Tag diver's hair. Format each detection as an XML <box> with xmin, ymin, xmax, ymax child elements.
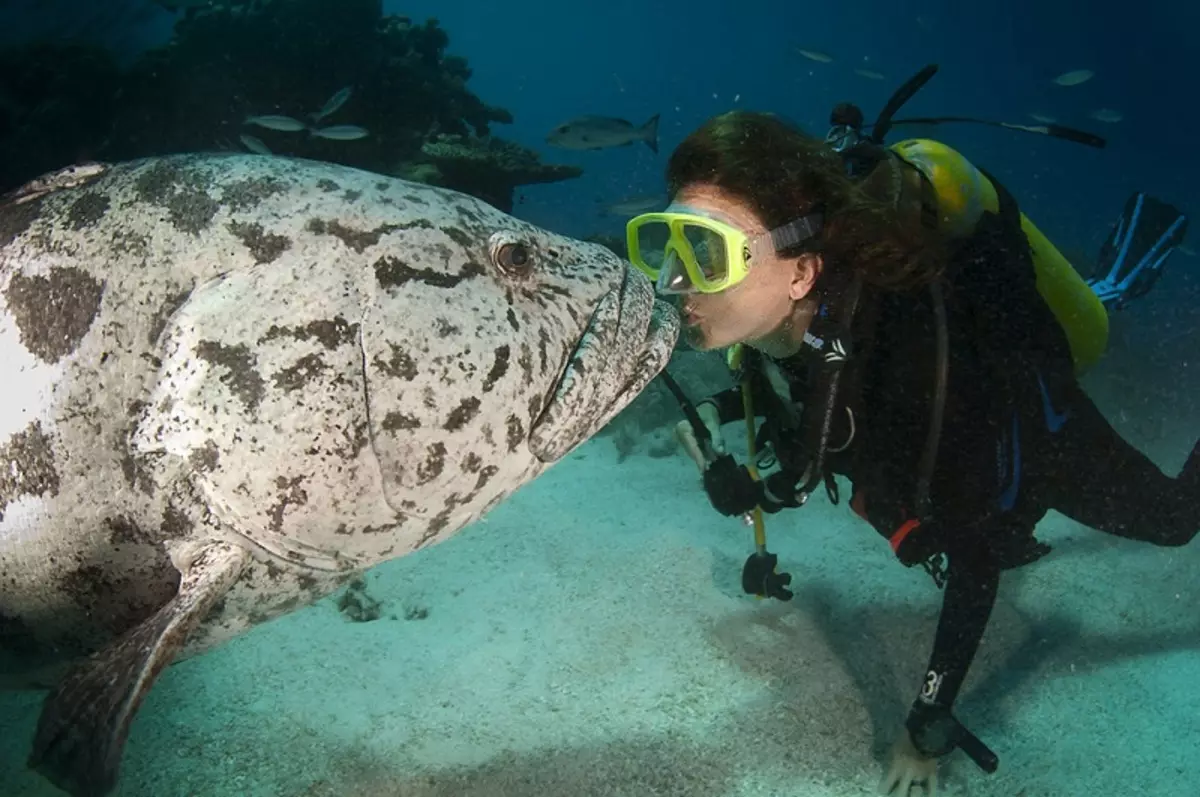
<box><xmin>665</xmin><ymin>110</ymin><xmax>946</xmax><ymax>290</ymax></box>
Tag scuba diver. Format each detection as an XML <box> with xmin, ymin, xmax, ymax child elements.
<box><xmin>628</xmin><ymin>66</ymin><xmax>1196</xmax><ymax>796</ymax></box>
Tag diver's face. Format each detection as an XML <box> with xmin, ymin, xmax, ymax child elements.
<box><xmin>672</xmin><ymin>183</ymin><xmax>821</xmax><ymax>351</ymax></box>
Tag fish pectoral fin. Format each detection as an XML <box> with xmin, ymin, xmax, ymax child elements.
<box><xmin>28</xmin><ymin>540</ymin><xmax>249</xmax><ymax>797</ymax></box>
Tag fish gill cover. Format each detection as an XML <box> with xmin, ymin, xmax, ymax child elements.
<box><xmin>0</xmin><ymin>0</ymin><xmax>583</xmax><ymax>212</ymax></box>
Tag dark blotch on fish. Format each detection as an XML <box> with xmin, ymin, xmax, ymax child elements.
<box><xmin>433</xmin><ymin>317</ymin><xmax>460</xmax><ymax>336</ymax></box>
<box><xmin>317</xmin><ymin>179</ymin><xmax>340</xmax><ymax>193</ymax></box>
<box><xmin>517</xmin><ymin>344</ymin><xmax>533</xmax><ymax>383</ymax></box>
<box><xmin>228</xmin><ymin>220</ymin><xmax>291</xmax><ymax>264</ymax></box>
<box><xmin>373</xmin><ymin>343</ymin><xmax>418</xmax><ymax>380</ymax></box>
<box><xmin>133</xmin><ymin>161</ymin><xmax>219</xmax><ymax>234</ymax></box>
<box><xmin>443</xmin><ymin>397</ymin><xmax>481</xmax><ymax>431</ymax></box>
<box><xmin>4</xmin><ymin>266</ymin><xmax>104</xmax><ymax>364</ymax></box>
<box><xmin>188</xmin><ymin>440</ymin><xmax>221</xmax><ymax>473</ymax></box>
<box><xmin>474</xmin><ymin>465</ymin><xmax>498</xmax><ymax>491</ymax></box>
<box><xmin>104</xmin><ymin>516</ymin><xmax>153</xmax><ymax>546</ymax></box>
<box><xmin>273</xmin><ymin>353</ymin><xmax>328</xmax><ymax>392</ymax></box>
<box><xmin>416</xmin><ymin>510</ymin><xmax>452</xmax><ymax>548</ymax></box>
<box><xmin>381</xmin><ymin>411</ymin><xmax>420</xmax><ymax>431</ymax></box>
<box><xmin>505</xmin><ymin>414</ymin><xmax>524</xmax><ymax>452</ymax></box>
<box><xmin>527</xmin><ymin>394</ymin><xmax>544</xmax><ymax>426</ymax></box>
<box><xmin>267</xmin><ymin>475</ymin><xmax>308</xmax><ymax>533</ymax></box>
<box><xmin>260</xmin><ymin>317</ymin><xmax>359</xmax><ymax>350</ymax></box>
<box><xmin>119</xmin><ymin>445</ymin><xmax>156</xmax><ymax>495</ymax></box>
<box><xmin>416</xmin><ymin>442</ymin><xmax>446</xmax><ymax>484</ymax></box>
<box><xmin>194</xmin><ymin>340</ymin><xmax>266</xmax><ymax>414</ymax></box>
<box><xmin>0</xmin><ymin>421</ymin><xmax>60</xmax><ymax>522</ymax></box>
<box><xmin>66</xmin><ymin>193</ymin><xmax>110</xmax><ymax>230</ymax></box>
<box><xmin>482</xmin><ymin>345</ymin><xmax>510</xmax><ymax>392</ymax></box>
<box><xmin>373</xmin><ymin>255</ymin><xmax>484</xmax><ymax>289</ymax></box>
<box><xmin>222</xmin><ymin>176</ymin><xmax>288</xmax><ymax>211</ymax></box>
<box><xmin>441</xmin><ymin>226</ymin><xmax>476</xmax><ymax>251</ymax></box>
<box><xmin>306</xmin><ymin>218</ymin><xmax>401</xmax><ymax>253</ymax></box>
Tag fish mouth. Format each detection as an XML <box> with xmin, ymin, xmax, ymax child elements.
<box><xmin>528</xmin><ymin>266</ymin><xmax>680</xmax><ymax>462</ymax></box>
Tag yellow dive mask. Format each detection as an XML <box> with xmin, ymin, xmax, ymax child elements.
<box><xmin>626</xmin><ymin>203</ymin><xmax>823</xmax><ymax>294</ymax></box>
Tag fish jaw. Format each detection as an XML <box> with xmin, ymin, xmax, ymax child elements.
<box><xmin>528</xmin><ymin>266</ymin><xmax>679</xmax><ymax>462</ymax></box>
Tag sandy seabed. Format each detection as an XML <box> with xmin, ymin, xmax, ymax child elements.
<box><xmin>2</xmin><ymin>361</ymin><xmax>1198</xmax><ymax>797</ymax></box>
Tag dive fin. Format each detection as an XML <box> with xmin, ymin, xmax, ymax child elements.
<box><xmin>28</xmin><ymin>540</ymin><xmax>249</xmax><ymax>797</ymax></box>
<box><xmin>1087</xmin><ymin>192</ymin><xmax>1189</xmax><ymax>310</ymax></box>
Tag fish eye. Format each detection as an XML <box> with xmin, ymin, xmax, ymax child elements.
<box><xmin>499</xmin><ymin>244</ymin><xmax>529</xmax><ymax>269</ymax></box>
<box><xmin>488</xmin><ymin>232</ymin><xmax>536</xmax><ymax>277</ymax></box>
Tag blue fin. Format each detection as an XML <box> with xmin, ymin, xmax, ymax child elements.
<box><xmin>1086</xmin><ymin>192</ymin><xmax>1188</xmax><ymax>310</ymax></box>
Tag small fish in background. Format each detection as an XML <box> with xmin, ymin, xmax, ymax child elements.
<box><xmin>310</xmin><ymin>124</ymin><xmax>370</xmax><ymax>141</ymax></box>
<box><xmin>546</xmin><ymin>114</ymin><xmax>660</xmax><ymax>153</ymax></box>
<box><xmin>1178</xmin><ymin>244</ymin><xmax>1196</xmax><ymax>257</ymax></box>
<box><xmin>602</xmin><ymin>194</ymin><xmax>665</xmax><ymax>216</ymax></box>
<box><xmin>244</xmin><ymin>114</ymin><xmax>308</xmax><ymax>132</ymax></box>
<box><xmin>854</xmin><ymin>69</ymin><xmax>886</xmax><ymax>80</ymax></box>
<box><xmin>1053</xmin><ymin>69</ymin><xmax>1094</xmax><ymax>86</ymax></box>
<box><xmin>239</xmin><ymin>133</ymin><xmax>272</xmax><ymax>155</ymax></box>
<box><xmin>1089</xmin><ymin>108</ymin><xmax>1124</xmax><ymax>123</ymax></box>
<box><xmin>1029</xmin><ymin>113</ymin><xmax>1058</xmax><ymax>124</ymax></box>
<box><xmin>310</xmin><ymin>85</ymin><xmax>353</xmax><ymax>123</ymax></box>
<box><xmin>795</xmin><ymin>48</ymin><xmax>834</xmax><ymax>63</ymax></box>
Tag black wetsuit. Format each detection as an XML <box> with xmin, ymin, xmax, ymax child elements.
<box><xmin>699</xmin><ymin>178</ymin><xmax>1200</xmax><ymax>747</ymax></box>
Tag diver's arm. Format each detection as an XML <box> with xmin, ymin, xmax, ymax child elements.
<box><xmin>905</xmin><ymin>540</ymin><xmax>1001</xmax><ymax>756</ymax></box>
<box><xmin>696</xmin><ymin>366</ymin><xmax>776</xmax><ymax>426</ymax></box>
<box><xmin>696</xmin><ymin>387</ymin><xmax>747</xmax><ymax>425</ymax></box>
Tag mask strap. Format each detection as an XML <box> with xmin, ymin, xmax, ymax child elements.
<box><xmin>769</xmin><ymin>212</ymin><xmax>824</xmax><ymax>253</ymax></box>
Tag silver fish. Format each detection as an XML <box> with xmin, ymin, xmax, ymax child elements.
<box><xmin>310</xmin><ymin>124</ymin><xmax>369</xmax><ymax>141</ymax></box>
<box><xmin>795</xmin><ymin>48</ymin><xmax>834</xmax><ymax>63</ymax></box>
<box><xmin>546</xmin><ymin>114</ymin><xmax>660</xmax><ymax>154</ymax></box>
<box><xmin>0</xmin><ymin>152</ymin><xmax>678</xmax><ymax>795</ymax></box>
<box><xmin>238</xmin><ymin>133</ymin><xmax>272</xmax><ymax>155</ymax></box>
<box><xmin>243</xmin><ymin>114</ymin><xmax>308</xmax><ymax>132</ymax></box>
<box><xmin>602</xmin><ymin>194</ymin><xmax>666</xmax><ymax>216</ymax></box>
<box><xmin>311</xmin><ymin>86</ymin><xmax>353</xmax><ymax>122</ymax></box>
<box><xmin>1053</xmin><ymin>69</ymin><xmax>1094</xmax><ymax>87</ymax></box>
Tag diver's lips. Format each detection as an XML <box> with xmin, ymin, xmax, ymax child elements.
<box><xmin>528</xmin><ymin>266</ymin><xmax>680</xmax><ymax>462</ymax></box>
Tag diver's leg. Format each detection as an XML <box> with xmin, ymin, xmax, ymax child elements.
<box><xmin>1036</xmin><ymin>377</ymin><xmax>1198</xmax><ymax>546</ymax></box>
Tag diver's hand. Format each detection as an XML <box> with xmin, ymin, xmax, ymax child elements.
<box><xmin>879</xmin><ymin>729</ymin><xmax>938</xmax><ymax>796</ymax></box>
<box><xmin>675</xmin><ymin>401</ymin><xmax>725</xmax><ymax>472</ymax></box>
<box><xmin>702</xmin><ymin>455</ymin><xmax>762</xmax><ymax>517</ymax></box>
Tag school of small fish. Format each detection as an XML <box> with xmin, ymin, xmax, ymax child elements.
<box><xmin>574</xmin><ymin>47</ymin><xmax>1126</xmax><ymax>224</ymax></box>
<box><xmin>240</xmin><ymin>86</ymin><xmax>369</xmax><ymax>154</ymax></box>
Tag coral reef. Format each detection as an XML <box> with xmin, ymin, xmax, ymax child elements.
<box><xmin>399</xmin><ymin>135</ymin><xmax>582</xmax><ymax>213</ymax></box>
<box><xmin>0</xmin><ymin>0</ymin><xmax>580</xmax><ymax>211</ymax></box>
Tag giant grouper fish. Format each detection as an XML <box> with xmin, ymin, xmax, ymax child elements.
<box><xmin>0</xmin><ymin>154</ymin><xmax>679</xmax><ymax>796</ymax></box>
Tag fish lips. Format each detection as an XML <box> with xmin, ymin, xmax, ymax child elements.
<box><xmin>528</xmin><ymin>266</ymin><xmax>680</xmax><ymax>462</ymax></box>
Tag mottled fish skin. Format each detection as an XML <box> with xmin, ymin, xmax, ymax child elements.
<box><xmin>0</xmin><ymin>152</ymin><xmax>678</xmax><ymax>681</ymax></box>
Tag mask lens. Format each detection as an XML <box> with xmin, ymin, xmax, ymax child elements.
<box><xmin>681</xmin><ymin>223</ymin><xmax>731</xmax><ymax>283</ymax></box>
<box><xmin>632</xmin><ymin>220</ymin><xmax>671</xmax><ymax>276</ymax></box>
